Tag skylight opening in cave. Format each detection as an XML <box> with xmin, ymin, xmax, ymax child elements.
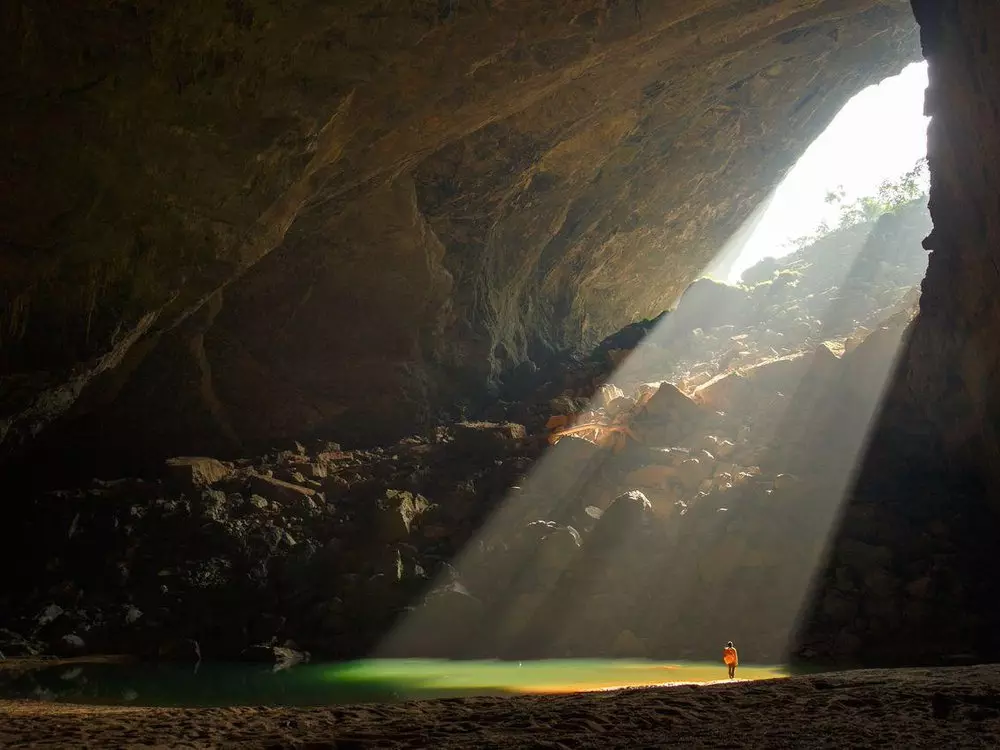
<box><xmin>721</xmin><ymin>61</ymin><xmax>930</xmax><ymax>284</ymax></box>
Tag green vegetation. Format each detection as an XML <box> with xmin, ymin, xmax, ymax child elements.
<box><xmin>789</xmin><ymin>157</ymin><xmax>929</xmax><ymax>251</ymax></box>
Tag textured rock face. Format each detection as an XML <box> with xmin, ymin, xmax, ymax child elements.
<box><xmin>795</xmin><ymin>0</ymin><xmax>1000</xmax><ymax>666</ymax></box>
<box><xmin>0</xmin><ymin>1</ymin><xmax>920</xmax><ymax>473</ymax></box>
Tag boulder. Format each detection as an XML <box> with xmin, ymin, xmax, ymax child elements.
<box><xmin>248</xmin><ymin>473</ymin><xmax>317</xmax><ymax>504</ymax></box>
<box><xmin>623</xmin><ymin>464</ymin><xmax>678</xmax><ymax>489</ymax></box>
<box><xmin>374</xmin><ymin>489</ymin><xmax>432</xmax><ymax>542</ymax></box>
<box><xmin>594</xmin><ymin>384</ymin><xmax>626</xmax><ymax>409</ymax></box>
<box><xmin>386</xmin><ymin>584</ymin><xmax>484</xmax><ymax>659</ymax></box>
<box><xmin>240</xmin><ymin>644</ymin><xmax>311</xmax><ymax>671</ymax></box>
<box><xmin>164</xmin><ymin>457</ymin><xmax>233</xmax><ymax>490</ymax></box>
<box><xmin>692</xmin><ymin>372</ymin><xmax>754</xmax><ymax>412</ymax></box>
<box><xmin>528</xmin><ymin>522</ymin><xmax>583</xmax><ymax>573</ymax></box>
<box><xmin>676</xmin><ymin>458</ymin><xmax>713</xmax><ymax>490</ymax></box>
<box><xmin>605</xmin><ymin>395</ymin><xmax>636</xmax><ymax>420</ymax></box>
<box><xmin>641</xmin><ymin>382</ymin><xmax>705</xmax><ymax>423</ymax></box>
<box><xmin>591</xmin><ymin>490</ymin><xmax>655</xmax><ymax>545</ymax></box>
<box><xmin>450</xmin><ymin>421</ymin><xmax>526</xmax><ymax>458</ymax></box>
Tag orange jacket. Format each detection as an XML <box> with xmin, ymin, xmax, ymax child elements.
<box><xmin>723</xmin><ymin>647</ymin><xmax>738</xmax><ymax>666</ymax></box>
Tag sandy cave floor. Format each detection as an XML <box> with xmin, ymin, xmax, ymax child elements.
<box><xmin>3</xmin><ymin>664</ymin><xmax>1000</xmax><ymax>748</ymax></box>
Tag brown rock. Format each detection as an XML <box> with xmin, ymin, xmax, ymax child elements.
<box><xmin>676</xmin><ymin>458</ymin><xmax>713</xmax><ymax>490</ymax></box>
<box><xmin>308</xmin><ymin>463</ymin><xmax>329</xmax><ymax>479</ymax></box>
<box><xmin>374</xmin><ymin>489</ymin><xmax>432</xmax><ymax>542</ymax></box>
<box><xmin>715</xmin><ymin>439</ymin><xmax>736</xmax><ymax>459</ymax></box>
<box><xmin>594</xmin><ymin>384</ymin><xmax>626</xmax><ymax>409</ymax></box>
<box><xmin>623</xmin><ymin>464</ymin><xmax>677</xmax><ymax>489</ymax></box>
<box><xmin>451</xmin><ymin>422</ymin><xmax>527</xmax><ymax>457</ymax></box>
<box><xmin>642</xmin><ymin>382</ymin><xmax>705</xmax><ymax>422</ymax></box>
<box><xmin>249</xmin><ymin>473</ymin><xmax>317</xmax><ymax>504</ymax></box>
<box><xmin>164</xmin><ymin>457</ymin><xmax>233</xmax><ymax>489</ymax></box>
<box><xmin>692</xmin><ymin>372</ymin><xmax>754</xmax><ymax>412</ymax></box>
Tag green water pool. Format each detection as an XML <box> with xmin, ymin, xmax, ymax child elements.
<box><xmin>0</xmin><ymin>659</ymin><xmax>789</xmax><ymax>707</ymax></box>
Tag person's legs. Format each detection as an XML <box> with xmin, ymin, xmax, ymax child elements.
<box><xmin>728</xmin><ymin>665</ymin><xmax>735</xmax><ymax>679</ymax></box>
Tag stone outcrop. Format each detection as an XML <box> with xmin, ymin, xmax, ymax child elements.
<box><xmin>794</xmin><ymin>0</ymin><xmax>1000</xmax><ymax>668</ymax></box>
<box><xmin>1</xmin><ymin>1</ymin><xmax>920</xmax><ymax>476</ymax></box>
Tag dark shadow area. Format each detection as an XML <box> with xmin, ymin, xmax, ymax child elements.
<box><xmin>791</xmin><ymin>0</ymin><xmax>1000</xmax><ymax>669</ymax></box>
<box><xmin>0</xmin><ymin>660</ymin><xmax>519</xmax><ymax>707</ymax></box>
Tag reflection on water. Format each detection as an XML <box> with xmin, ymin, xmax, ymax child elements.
<box><xmin>0</xmin><ymin>659</ymin><xmax>788</xmax><ymax>707</ymax></box>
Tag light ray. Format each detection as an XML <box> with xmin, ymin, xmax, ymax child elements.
<box><xmin>375</xmin><ymin>63</ymin><xmax>931</xmax><ymax>675</ymax></box>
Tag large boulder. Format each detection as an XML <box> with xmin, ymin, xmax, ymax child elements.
<box><xmin>372</xmin><ymin>489</ymin><xmax>432</xmax><ymax>543</ymax></box>
<box><xmin>164</xmin><ymin>457</ymin><xmax>233</xmax><ymax>490</ymax></box>
<box><xmin>449</xmin><ymin>422</ymin><xmax>526</xmax><ymax>460</ymax></box>
<box><xmin>248</xmin><ymin>473</ymin><xmax>317</xmax><ymax>504</ymax></box>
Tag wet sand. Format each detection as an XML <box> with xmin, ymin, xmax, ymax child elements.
<box><xmin>3</xmin><ymin>664</ymin><xmax>1000</xmax><ymax>748</ymax></box>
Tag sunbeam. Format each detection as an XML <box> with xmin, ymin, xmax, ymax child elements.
<box><xmin>375</xmin><ymin>64</ymin><xmax>931</xmax><ymax>680</ymax></box>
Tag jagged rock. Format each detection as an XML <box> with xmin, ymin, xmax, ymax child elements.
<box><xmin>605</xmin><ymin>396</ymin><xmax>636</xmax><ymax>420</ymax></box>
<box><xmin>248</xmin><ymin>473</ymin><xmax>317</xmax><ymax>504</ymax></box>
<box><xmin>623</xmin><ymin>464</ymin><xmax>677</xmax><ymax>489</ymax></box>
<box><xmin>373</xmin><ymin>489</ymin><xmax>431</xmax><ymax>543</ymax></box>
<box><xmin>528</xmin><ymin>522</ymin><xmax>583</xmax><ymax>573</ymax></box>
<box><xmin>164</xmin><ymin>457</ymin><xmax>233</xmax><ymax>490</ymax></box>
<box><xmin>240</xmin><ymin>644</ymin><xmax>310</xmax><ymax>671</ymax></box>
<box><xmin>386</xmin><ymin>584</ymin><xmax>484</xmax><ymax>659</ymax></box>
<box><xmin>676</xmin><ymin>458</ymin><xmax>714</xmax><ymax>491</ymax></box>
<box><xmin>692</xmin><ymin>372</ymin><xmax>754</xmax><ymax>412</ymax></box>
<box><xmin>450</xmin><ymin>422</ymin><xmax>526</xmax><ymax>459</ymax></box>
<box><xmin>641</xmin><ymin>383</ymin><xmax>705</xmax><ymax>423</ymax></box>
<box><xmin>669</xmin><ymin>278</ymin><xmax>754</xmax><ymax>332</ymax></box>
<box><xmin>591</xmin><ymin>490</ymin><xmax>655</xmax><ymax>544</ymax></box>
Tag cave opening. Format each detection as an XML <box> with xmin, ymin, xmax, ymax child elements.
<box><xmin>10</xmin><ymin>0</ymin><xmax>1000</xmax><ymax>725</ymax></box>
<box><xmin>719</xmin><ymin>60</ymin><xmax>930</xmax><ymax>284</ymax></box>
<box><xmin>375</xmin><ymin>63</ymin><xmax>939</xmax><ymax>670</ymax></box>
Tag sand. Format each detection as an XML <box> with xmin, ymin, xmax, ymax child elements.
<box><xmin>3</xmin><ymin>664</ymin><xmax>1000</xmax><ymax>748</ymax></box>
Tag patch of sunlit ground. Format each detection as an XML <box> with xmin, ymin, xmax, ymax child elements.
<box><xmin>327</xmin><ymin>660</ymin><xmax>788</xmax><ymax>696</ymax></box>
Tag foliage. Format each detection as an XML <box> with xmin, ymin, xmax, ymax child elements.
<box><xmin>788</xmin><ymin>157</ymin><xmax>929</xmax><ymax>250</ymax></box>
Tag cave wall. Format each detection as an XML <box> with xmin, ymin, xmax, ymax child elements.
<box><xmin>1</xmin><ymin>1</ymin><xmax>920</xmax><ymax>473</ymax></box>
<box><xmin>794</xmin><ymin>0</ymin><xmax>1000</xmax><ymax>667</ymax></box>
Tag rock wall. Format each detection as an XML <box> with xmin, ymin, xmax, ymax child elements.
<box><xmin>1</xmin><ymin>1</ymin><xmax>920</xmax><ymax>476</ymax></box>
<box><xmin>794</xmin><ymin>0</ymin><xmax>1000</xmax><ymax>667</ymax></box>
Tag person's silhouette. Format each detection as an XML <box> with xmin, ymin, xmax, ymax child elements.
<box><xmin>723</xmin><ymin>641</ymin><xmax>738</xmax><ymax>679</ymax></box>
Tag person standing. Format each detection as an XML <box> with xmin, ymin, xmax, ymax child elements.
<box><xmin>723</xmin><ymin>641</ymin><xmax>738</xmax><ymax>679</ymax></box>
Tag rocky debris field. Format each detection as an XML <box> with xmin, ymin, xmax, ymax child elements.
<box><xmin>4</xmin><ymin>201</ymin><xmax>983</xmax><ymax>672</ymax></box>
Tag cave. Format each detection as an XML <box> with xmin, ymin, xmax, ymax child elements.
<box><xmin>2</xmin><ymin>0</ymin><xmax>1000</xmax><ymax>707</ymax></box>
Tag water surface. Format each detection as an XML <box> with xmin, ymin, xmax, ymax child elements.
<box><xmin>0</xmin><ymin>659</ymin><xmax>788</xmax><ymax>707</ymax></box>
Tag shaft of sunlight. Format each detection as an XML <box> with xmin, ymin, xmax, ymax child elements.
<box><xmin>374</xmin><ymin>64</ymin><xmax>930</xmax><ymax>677</ymax></box>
